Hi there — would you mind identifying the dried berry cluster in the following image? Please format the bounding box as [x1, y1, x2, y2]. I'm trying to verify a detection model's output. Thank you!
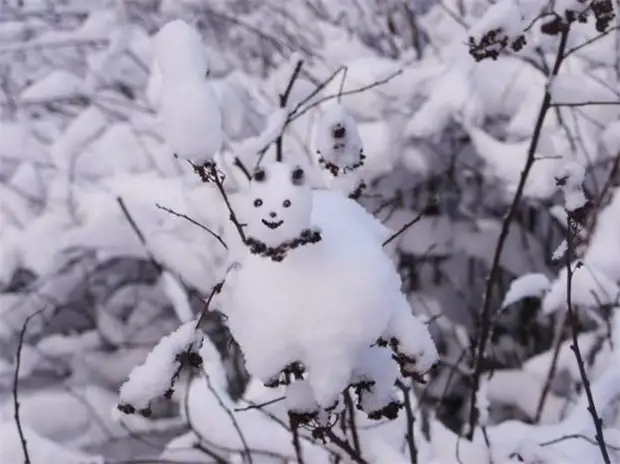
[468, 28, 526, 62]
[348, 181, 367, 200]
[376, 336, 435, 384]
[245, 228, 322, 262]
[264, 362, 306, 387]
[471, 0, 616, 61]
[317, 151, 366, 177]
[191, 160, 218, 183]
[591, 0, 615, 32]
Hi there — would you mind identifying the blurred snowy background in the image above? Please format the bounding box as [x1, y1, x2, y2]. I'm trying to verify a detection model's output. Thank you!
[2, 0, 620, 463]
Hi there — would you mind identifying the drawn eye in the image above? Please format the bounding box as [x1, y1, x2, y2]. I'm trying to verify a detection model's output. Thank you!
[283, 199, 291, 208]
[254, 199, 263, 207]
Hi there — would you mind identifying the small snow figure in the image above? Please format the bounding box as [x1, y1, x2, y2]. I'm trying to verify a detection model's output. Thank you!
[152, 20, 223, 164]
[226, 161, 439, 416]
[315, 103, 367, 199]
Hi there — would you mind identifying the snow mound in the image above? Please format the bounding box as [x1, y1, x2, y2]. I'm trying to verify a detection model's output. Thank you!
[501, 273, 551, 309]
[118, 321, 203, 411]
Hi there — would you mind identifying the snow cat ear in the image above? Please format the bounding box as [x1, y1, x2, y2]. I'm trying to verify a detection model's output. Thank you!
[291, 166, 305, 186]
[253, 167, 267, 183]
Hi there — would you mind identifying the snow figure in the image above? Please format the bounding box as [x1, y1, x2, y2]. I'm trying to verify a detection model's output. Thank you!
[225, 161, 439, 418]
[314, 103, 367, 199]
[152, 20, 222, 164]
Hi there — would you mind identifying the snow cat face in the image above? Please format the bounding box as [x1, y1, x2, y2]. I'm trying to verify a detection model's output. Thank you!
[243, 162, 313, 247]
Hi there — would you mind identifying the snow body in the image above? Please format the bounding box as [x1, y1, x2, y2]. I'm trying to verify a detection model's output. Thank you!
[226, 161, 438, 410]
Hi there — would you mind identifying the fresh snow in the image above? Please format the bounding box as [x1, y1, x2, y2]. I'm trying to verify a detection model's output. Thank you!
[501, 273, 551, 309]
[119, 321, 203, 410]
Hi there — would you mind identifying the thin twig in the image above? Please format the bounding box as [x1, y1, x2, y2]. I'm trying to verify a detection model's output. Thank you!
[234, 396, 285, 412]
[290, 418, 305, 464]
[13, 310, 44, 464]
[208, 165, 247, 243]
[155, 203, 228, 250]
[466, 25, 571, 437]
[565, 217, 611, 464]
[276, 60, 304, 162]
[534, 311, 568, 423]
[202, 369, 254, 464]
[382, 209, 426, 247]
[398, 381, 418, 464]
[344, 390, 361, 455]
[324, 429, 367, 464]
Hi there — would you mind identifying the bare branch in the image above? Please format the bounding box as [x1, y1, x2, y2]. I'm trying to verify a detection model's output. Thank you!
[155, 203, 228, 251]
[276, 60, 304, 162]
[467, 25, 571, 437]
[565, 217, 612, 463]
[13, 309, 45, 464]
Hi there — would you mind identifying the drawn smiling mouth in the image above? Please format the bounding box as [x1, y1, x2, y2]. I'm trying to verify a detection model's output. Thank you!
[262, 219, 283, 229]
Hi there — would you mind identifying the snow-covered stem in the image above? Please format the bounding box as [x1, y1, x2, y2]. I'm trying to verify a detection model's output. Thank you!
[565, 216, 612, 464]
[467, 24, 571, 438]
[534, 310, 568, 423]
[276, 60, 304, 162]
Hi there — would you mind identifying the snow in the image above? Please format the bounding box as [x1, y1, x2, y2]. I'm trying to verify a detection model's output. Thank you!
[152, 20, 223, 163]
[468, 0, 542, 42]
[0, 422, 104, 464]
[119, 321, 203, 410]
[21, 70, 86, 101]
[556, 160, 588, 212]
[286, 378, 319, 414]
[501, 273, 551, 309]
[153, 19, 209, 80]
[542, 261, 620, 314]
[5, 1, 620, 463]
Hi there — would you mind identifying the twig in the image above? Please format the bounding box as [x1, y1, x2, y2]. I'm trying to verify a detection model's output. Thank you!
[276, 60, 304, 162]
[534, 311, 568, 423]
[398, 381, 418, 464]
[550, 100, 620, 107]
[13, 310, 44, 464]
[539, 433, 620, 451]
[344, 390, 361, 455]
[202, 369, 254, 464]
[195, 280, 225, 329]
[208, 165, 247, 243]
[155, 203, 228, 250]
[466, 25, 571, 437]
[565, 217, 611, 464]
[324, 429, 367, 464]
[234, 396, 285, 412]
[382, 209, 426, 247]
[337, 66, 349, 102]
[290, 418, 305, 464]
